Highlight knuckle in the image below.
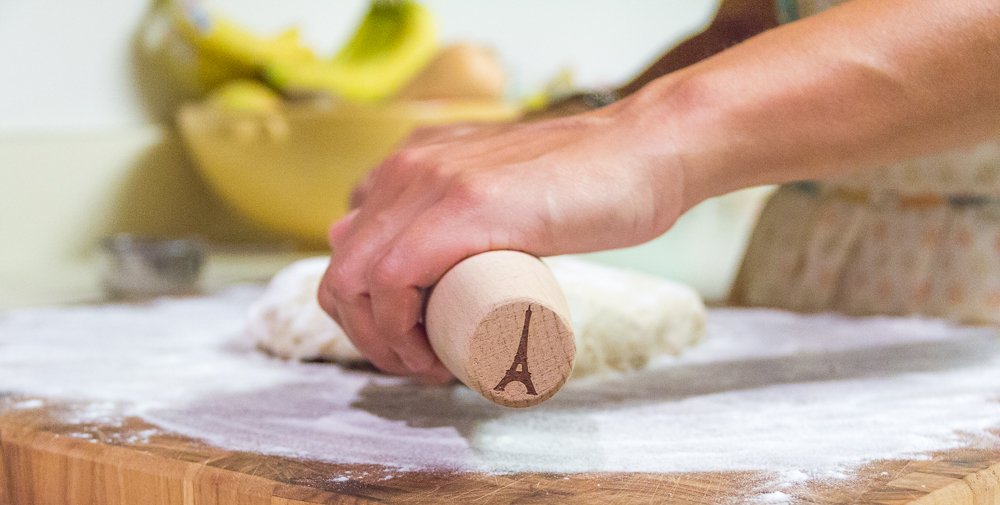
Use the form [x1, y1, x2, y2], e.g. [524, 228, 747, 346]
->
[327, 218, 351, 246]
[385, 149, 459, 189]
[446, 175, 495, 209]
[413, 160, 455, 187]
[316, 280, 337, 316]
[384, 147, 426, 175]
[370, 253, 404, 290]
[348, 183, 368, 209]
[394, 147, 421, 167]
[325, 259, 364, 298]
[327, 225, 342, 247]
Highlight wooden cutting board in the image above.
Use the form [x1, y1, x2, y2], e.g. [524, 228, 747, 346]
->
[1, 395, 998, 504]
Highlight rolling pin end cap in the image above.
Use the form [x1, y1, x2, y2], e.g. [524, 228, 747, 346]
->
[467, 300, 575, 408]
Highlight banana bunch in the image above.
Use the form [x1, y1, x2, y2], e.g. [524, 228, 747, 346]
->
[266, 0, 438, 101]
[138, 0, 314, 96]
[156, 0, 440, 102]
[166, 0, 315, 83]
[140, 0, 515, 124]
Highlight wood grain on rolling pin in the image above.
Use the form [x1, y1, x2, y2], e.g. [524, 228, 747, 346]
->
[425, 251, 576, 408]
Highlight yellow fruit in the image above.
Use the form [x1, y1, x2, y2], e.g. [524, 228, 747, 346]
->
[396, 43, 506, 101]
[136, 3, 247, 98]
[167, 0, 317, 76]
[521, 68, 575, 111]
[206, 80, 282, 113]
[265, 0, 438, 101]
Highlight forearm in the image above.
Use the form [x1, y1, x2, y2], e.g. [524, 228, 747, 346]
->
[623, 0, 1000, 210]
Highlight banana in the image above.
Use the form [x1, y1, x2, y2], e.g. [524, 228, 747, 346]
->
[167, 0, 317, 78]
[265, 0, 438, 101]
[206, 79, 282, 113]
[521, 68, 575, 112]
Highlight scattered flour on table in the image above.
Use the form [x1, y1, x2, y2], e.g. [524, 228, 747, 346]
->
[755, 491, 793, 504]
[2, 285, 1000, 488]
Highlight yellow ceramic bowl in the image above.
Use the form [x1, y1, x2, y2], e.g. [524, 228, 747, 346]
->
[178, 99, 519, 246]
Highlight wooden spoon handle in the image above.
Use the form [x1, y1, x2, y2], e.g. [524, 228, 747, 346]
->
[425, 251, 576, 408]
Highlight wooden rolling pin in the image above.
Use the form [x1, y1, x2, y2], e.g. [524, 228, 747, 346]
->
[425, 251, 576, 408]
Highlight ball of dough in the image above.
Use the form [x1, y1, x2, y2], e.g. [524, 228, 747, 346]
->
[544, 256, 706, 376]
[246, 257, 361, 362]
[247, 256, 706, 376]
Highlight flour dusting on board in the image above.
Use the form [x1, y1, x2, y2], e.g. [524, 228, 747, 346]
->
[2, 286, 1000, 487]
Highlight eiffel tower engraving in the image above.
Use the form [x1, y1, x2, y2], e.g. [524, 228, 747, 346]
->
[493, 305, 538, 395]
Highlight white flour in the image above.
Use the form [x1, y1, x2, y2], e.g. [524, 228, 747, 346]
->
[1, 286, 1000, 486]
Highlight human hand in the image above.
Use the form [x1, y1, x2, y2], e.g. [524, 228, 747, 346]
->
[318, 101, 685, 382]
[349, 92, 616, 208]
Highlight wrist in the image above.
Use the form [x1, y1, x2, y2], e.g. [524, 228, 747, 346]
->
[599, 83, 691, 240]
[619, 71, 753, 214]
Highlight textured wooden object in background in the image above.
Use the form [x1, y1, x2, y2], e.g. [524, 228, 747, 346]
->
[425, 251, 575, 408]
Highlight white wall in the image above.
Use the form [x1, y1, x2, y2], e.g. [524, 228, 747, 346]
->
[0, 0, 718, 133]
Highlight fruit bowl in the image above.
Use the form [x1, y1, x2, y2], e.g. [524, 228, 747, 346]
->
[177, 99, 519, 246]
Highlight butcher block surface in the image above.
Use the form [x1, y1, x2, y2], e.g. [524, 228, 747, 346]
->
[1, 395, 999, 505]
[4, 289, 1000, 504]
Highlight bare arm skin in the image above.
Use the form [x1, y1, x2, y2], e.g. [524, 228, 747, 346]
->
[649, 0, 1000, 210]
[319, 0, 1000, 381]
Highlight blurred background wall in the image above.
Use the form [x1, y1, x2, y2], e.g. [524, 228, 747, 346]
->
[0, 1, 764, 304]
[0, 1, 717, 132]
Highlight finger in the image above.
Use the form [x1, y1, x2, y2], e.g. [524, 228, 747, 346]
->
[320, 252, 394, 374]
[330, 175, 431, 271]
[357, 120, 555, 216]
[326, 184, 453, 377]
[318, 276, 450, 381]
[358, 199, 498, 379]
[389, 326, 451, 379]
[369, 203, 496, 320]
[317, 260, 342, 324]
[414, 351, 456, 385]
[337, 294, 410, 376]
[334, 204, 438, 372]
[349, 125, 468, 209]
[318, 258, 425, 377]
[367, 268, 450, 379]
[333, 160, 454, 273]
[328, 209, 359, 248]
[349, 176, 373, 209]
[354, 149, 422, 213]
[368, 265, 426, 347]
